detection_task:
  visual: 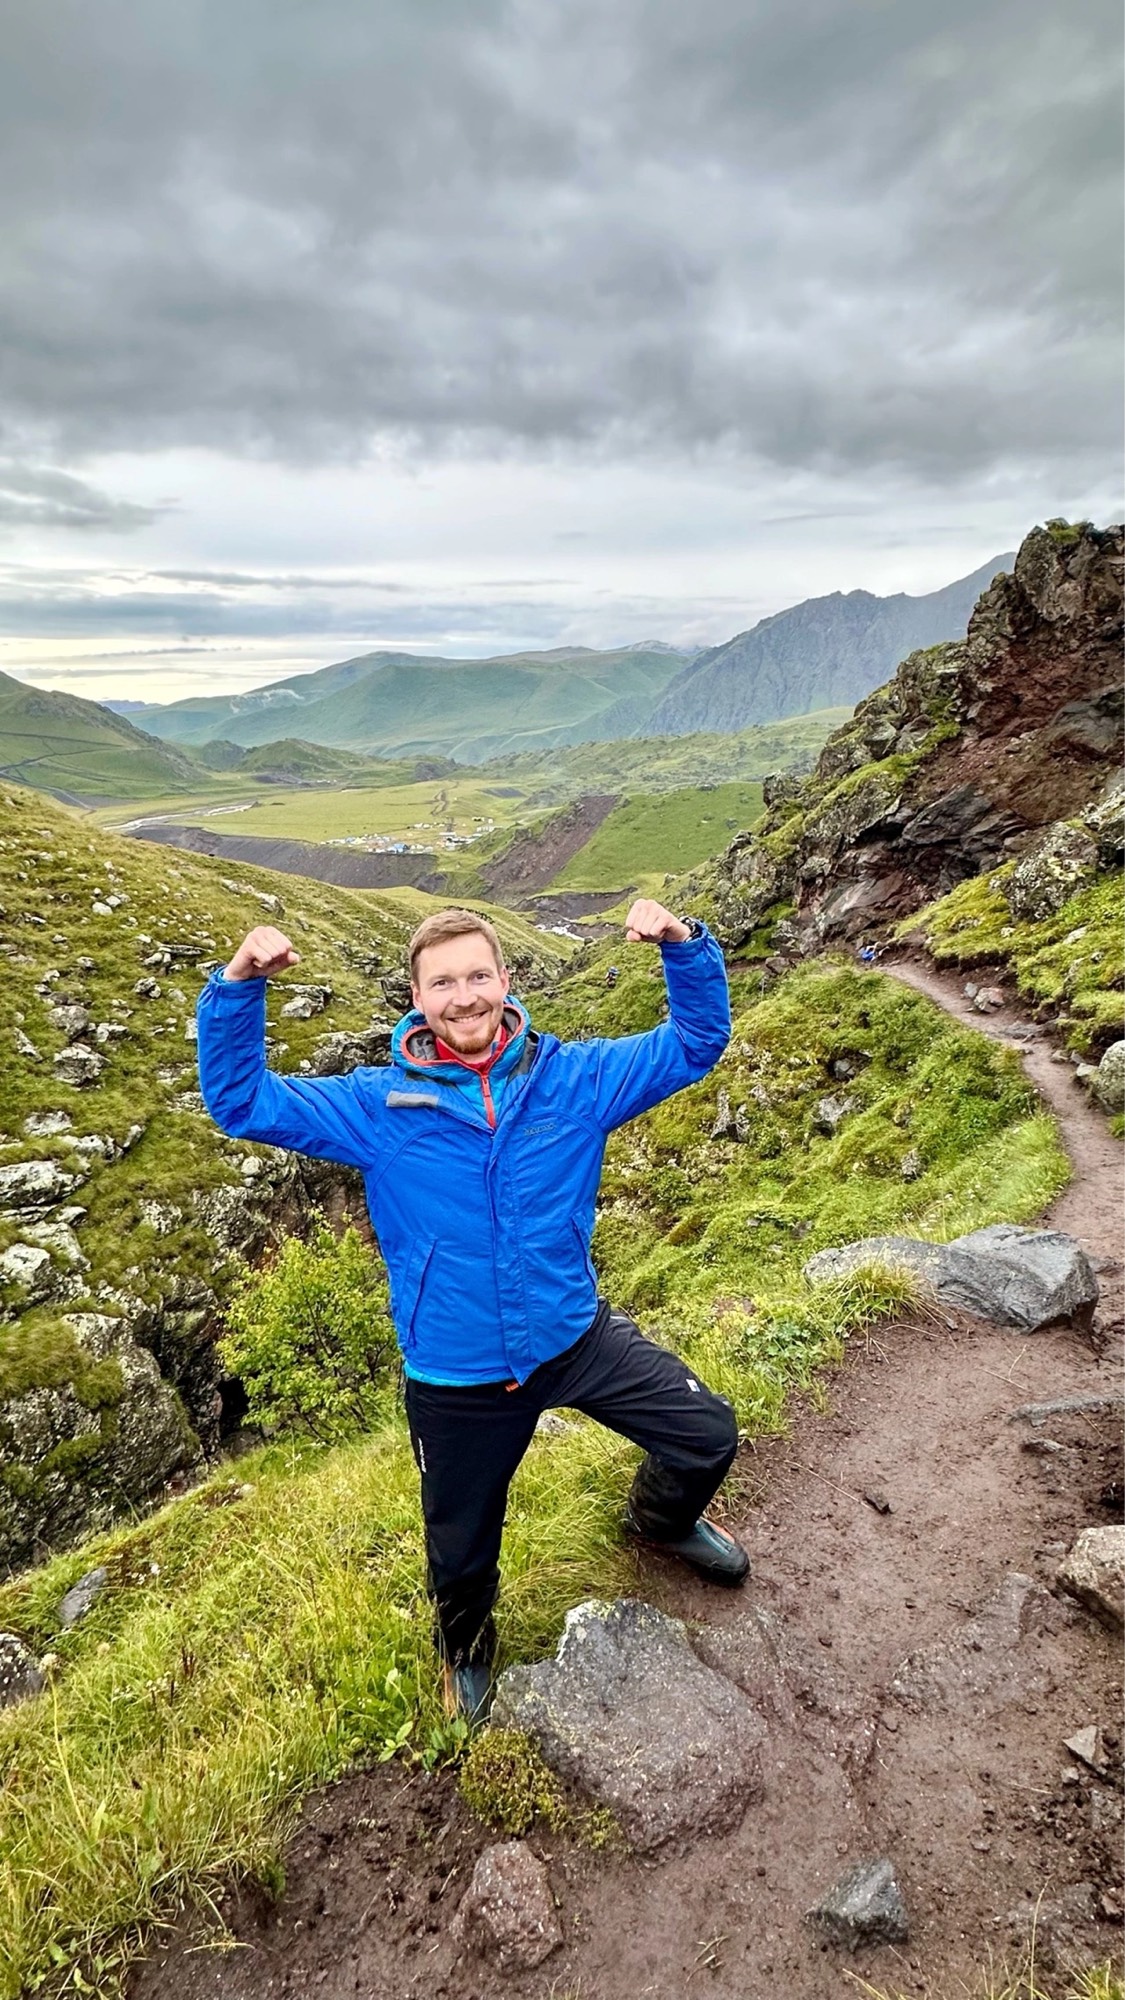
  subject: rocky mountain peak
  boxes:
[710,520,1123,951]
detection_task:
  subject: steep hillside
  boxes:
[121,646,692,760]
[646,552,1014,735]
[0,786,570,1568]
[0,673,203,803]
[480,708,848,804]
[549,782,765,895]
[700,520,1123,1048]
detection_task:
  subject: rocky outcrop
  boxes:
[711,522,1123,947]
[491,1598,766,1851]
[804,1224,1099,1332]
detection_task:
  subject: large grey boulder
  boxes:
[451,1841,561,1971]
[806,1858,909,1947]
[490,1599,766,1852]
[0,1312,196,1569]
[804,1224,1098,1331]
[1093,1040,1125,1113]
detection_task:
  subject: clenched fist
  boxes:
[623,898,691,945]
[223,926,301,982]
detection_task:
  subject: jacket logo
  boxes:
[522,1120,557,1137]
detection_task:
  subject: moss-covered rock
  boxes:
[1004,821,1100,922]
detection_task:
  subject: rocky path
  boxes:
[885,954,1123,1257]
[131,969,1124,2000]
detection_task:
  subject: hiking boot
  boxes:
[441,1658,494,1723]
[624,1507,750,1587]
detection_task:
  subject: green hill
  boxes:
[482,709,850,804]
[118,646,693,761]
[0,672,203,802]
[550,781,765,894]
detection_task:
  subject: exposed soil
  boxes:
[480,794,619,899]
[130,967,1124,2000]
[124,823,441,890]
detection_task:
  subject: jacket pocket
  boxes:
[389,1236,434,1351]
[571,1217,598,1292]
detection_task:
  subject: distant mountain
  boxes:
[118,645,695,763]
[0,670,203,802]
[644,554,1016,737]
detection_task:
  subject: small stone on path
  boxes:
[452,1841,561,1971]
[1008,1392,1123,1426]
[1055,1525,1125,1629]
[806,1857,909,1947]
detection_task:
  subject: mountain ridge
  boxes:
[645,553,1015,735]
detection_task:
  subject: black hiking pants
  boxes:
[403,1300,739,1667]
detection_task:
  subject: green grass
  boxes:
[902,866,1124,1054]
[0,1418,635,1999]
[551,782,765,892]
[0,798,1078,1997]
[0,786,571,1565]
[0,679,201,803]
[849,1957,1123,1999]
[479,709,851,805]
[98,774,543,849]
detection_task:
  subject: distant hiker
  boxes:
[604,963,619,987]
[858,941,878,965]
[197,900,747,1721]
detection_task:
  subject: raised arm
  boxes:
[588,899,731,1131]
[196,927,378,1169]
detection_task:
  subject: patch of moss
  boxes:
[0,1312,122,1405]
[458,1725,621,1849]
[904,866,1124,1052]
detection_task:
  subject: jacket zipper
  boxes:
[479,1071,497,1129]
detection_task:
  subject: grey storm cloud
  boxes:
[0,0,1120,480]
[0,463,160,530]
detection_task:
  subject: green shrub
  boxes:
[220,1219,396,1443]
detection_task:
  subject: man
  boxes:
[197,899,749,1720]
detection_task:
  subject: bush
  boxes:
[220,1218,397,1443]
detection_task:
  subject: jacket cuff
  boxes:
[204,967,266,997]
[660,920,710,951]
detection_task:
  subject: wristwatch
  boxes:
[680,917,705,940]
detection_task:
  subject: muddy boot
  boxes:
[442,1658,494,1723]
[439,1613,496,1724]
[624,1504,750,1586]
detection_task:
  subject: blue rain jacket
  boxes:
[196,925,730,1385]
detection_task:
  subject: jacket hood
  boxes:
[391,997,529,1070]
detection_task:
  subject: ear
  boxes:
[500,964,510,995]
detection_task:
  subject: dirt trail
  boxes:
[130,967,1124,2000]
[885,954,1123,1257]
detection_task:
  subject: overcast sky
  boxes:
[1,0,1120,702]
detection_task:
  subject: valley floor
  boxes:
[128,967,1124,2000]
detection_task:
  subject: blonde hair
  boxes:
[408,908,505,982]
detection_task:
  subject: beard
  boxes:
[437,1005,500,1054]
